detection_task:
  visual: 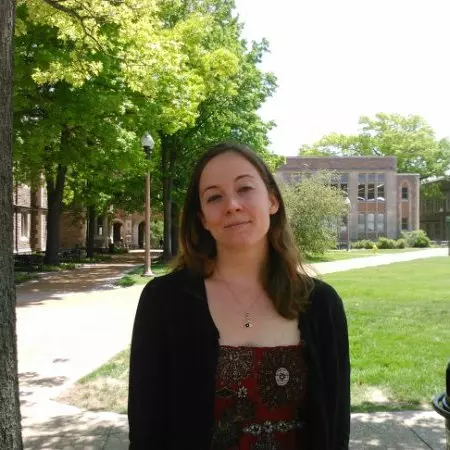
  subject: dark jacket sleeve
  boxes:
[313,280,351,450]
[128,279,168,449]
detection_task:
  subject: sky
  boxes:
[234,0,450,156]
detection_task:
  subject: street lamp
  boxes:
[345,196,351,251]
[141,131,155,276]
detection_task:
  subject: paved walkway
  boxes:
[16,249,448,449]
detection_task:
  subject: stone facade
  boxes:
[420,178,450,241]
[12,182,47,253]
[276,156,420,241]
[12,180,146,252]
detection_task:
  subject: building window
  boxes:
[96,216,105,236]
[358,213,365,233]
[367,213,375,232]
[377,213,385,233]
[401,217,409,230]
[401,186,409,200]
[358,174,366,201]
[377,174,385,201]
[21,212,29,238]
[367,183,375,200]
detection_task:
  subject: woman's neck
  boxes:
[214,241,268,285]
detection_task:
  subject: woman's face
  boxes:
[198,151,279,252]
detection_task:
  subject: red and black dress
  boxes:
[211,344,308,450]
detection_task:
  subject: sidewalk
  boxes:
[16,249,448,449]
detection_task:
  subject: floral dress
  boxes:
[211,344,308,450]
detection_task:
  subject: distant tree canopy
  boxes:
[299,113,450,180]
[13,0,278,262]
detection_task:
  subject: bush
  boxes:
[352,240,375,249]
[395,238,407,249]
[281,171,347,255]
[376,237,396,249]
[401,230,431,248]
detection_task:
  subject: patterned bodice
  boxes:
[211,344,308,450]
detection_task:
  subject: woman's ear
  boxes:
[269,194,279,215]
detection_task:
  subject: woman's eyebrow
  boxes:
[201,174,255,196]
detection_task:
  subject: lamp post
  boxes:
[141,131,155,276]
[345,196,351,251]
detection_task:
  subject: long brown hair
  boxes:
[174,142,313,318]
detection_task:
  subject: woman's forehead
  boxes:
[199,152,260,187]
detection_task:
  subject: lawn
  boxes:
[114,248,429,286]
[324,257,450,412]
[306,247,427,263]
[58,257,450,414]
[115,262,168,287]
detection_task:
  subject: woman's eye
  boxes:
[238,186,253,193]
[207,194,221,203]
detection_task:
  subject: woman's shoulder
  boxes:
[308,277,345,314]
[139,268,202,304]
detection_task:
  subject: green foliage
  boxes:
[352,240,375,250]
[280,171,347,255]
[376,237,397,249]
[395,238,407,249]
[401,230,431,248]
[150,219,164,247]
[300,113,450,179]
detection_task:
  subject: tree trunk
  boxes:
[0,0,23,447]
[171,201,179,257]
[44,162,67,265]
[86,206,96,258]
[161,135,172,260]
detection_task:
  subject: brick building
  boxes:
[12,181,146,253]
[276,156,420,241]
[12,182,47,253]
[420,177,450,241]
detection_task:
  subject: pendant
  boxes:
[244,312,253,328]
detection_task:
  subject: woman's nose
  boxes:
[225,194,242,212]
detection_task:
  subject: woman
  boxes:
[128,142,350,450]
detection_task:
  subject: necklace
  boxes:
[217,271,262,329]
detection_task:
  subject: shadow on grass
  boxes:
[351,399,425,413]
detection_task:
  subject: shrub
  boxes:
[281,171,347,255]
[401,230,431,248]
[352,240,375,249]
[376,237,396,249]
[395,238,407,249]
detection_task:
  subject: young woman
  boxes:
[128,142,350,450]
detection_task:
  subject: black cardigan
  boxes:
[128,268,350,450]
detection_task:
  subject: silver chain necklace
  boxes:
[217,271,262,329]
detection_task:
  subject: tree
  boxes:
[300,113,450,179]
[153,1,280,257]
[0,0,23,447]
[281,172,347,255]
[14,0,240,264]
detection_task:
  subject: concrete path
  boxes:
[310,247,448,275]
[16,249,448,449]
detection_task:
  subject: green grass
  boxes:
[115,262,168,287]
[323,257,450,412]
[306,247,427,263]
[14,272,39,285]
[57,348,130,414]
[59,257,450,414]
